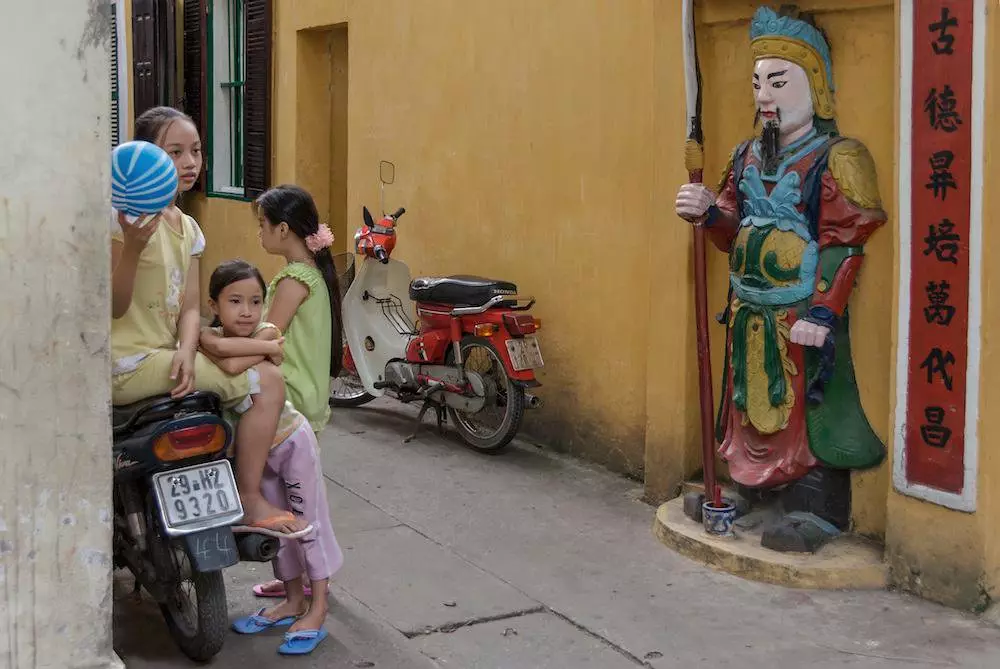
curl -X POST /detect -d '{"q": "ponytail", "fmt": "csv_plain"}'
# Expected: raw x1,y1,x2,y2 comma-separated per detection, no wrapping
314,248,343,376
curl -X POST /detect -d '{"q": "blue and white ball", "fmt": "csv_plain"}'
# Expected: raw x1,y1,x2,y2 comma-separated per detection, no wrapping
111,140,179,217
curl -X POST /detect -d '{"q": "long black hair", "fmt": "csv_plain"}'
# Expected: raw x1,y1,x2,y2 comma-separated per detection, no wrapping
208,259,267,327
252,185,343,376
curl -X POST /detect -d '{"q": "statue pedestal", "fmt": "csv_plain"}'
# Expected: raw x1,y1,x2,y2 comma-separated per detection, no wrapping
653,495,888,590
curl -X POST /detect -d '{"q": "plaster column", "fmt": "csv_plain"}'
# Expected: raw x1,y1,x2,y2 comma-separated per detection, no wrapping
0,1,118,667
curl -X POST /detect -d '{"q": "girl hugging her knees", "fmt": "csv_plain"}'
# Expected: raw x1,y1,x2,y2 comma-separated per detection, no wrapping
203,260,343,656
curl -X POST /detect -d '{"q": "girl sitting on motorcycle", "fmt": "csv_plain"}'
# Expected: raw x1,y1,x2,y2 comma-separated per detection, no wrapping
202,260,343,656
111,106,306,538
248,184,345,600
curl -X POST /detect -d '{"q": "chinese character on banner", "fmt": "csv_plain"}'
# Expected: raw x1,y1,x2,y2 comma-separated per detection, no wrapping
924,280,956,326
922,219,961,264
928,6,958,55
920,406,953,448
924,85,963,132
925,150,958,200
920,347,956,391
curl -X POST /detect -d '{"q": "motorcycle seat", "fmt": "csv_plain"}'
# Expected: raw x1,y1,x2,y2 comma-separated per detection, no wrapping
409,275,518,308
112,391,223,437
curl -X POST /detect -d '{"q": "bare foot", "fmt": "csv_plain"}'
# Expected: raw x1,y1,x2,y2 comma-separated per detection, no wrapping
262,598,307,622
289,598,328,633
241,495,308,534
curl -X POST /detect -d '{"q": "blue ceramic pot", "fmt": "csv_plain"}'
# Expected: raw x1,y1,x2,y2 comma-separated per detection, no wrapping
702,501,736,537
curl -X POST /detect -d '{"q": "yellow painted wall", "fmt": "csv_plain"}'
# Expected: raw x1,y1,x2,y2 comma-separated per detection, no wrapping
983,0,1000,600
196,0,663,476
123,0,134,139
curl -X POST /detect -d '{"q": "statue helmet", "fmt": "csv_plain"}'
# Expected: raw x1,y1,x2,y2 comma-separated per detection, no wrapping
750,5,836,120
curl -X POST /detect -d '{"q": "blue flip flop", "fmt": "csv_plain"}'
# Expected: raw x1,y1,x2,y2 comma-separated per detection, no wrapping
278,628,328,655
232,608,298,635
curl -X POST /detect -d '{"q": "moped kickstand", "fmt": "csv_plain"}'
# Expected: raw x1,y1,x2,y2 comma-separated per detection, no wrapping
404,385,447,444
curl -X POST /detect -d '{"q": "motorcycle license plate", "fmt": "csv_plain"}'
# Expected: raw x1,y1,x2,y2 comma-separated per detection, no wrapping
152,460,244,536
505,336,544,372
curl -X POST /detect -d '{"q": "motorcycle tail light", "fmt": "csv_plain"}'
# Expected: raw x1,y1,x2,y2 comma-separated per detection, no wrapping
502,314,537,337
474,323,498,337
154,424,227,462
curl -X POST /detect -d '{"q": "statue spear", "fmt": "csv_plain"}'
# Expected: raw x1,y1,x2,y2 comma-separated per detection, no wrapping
680,0,721,508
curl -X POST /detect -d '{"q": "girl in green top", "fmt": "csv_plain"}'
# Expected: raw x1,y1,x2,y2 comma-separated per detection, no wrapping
254,185,343,433
251,185,344,599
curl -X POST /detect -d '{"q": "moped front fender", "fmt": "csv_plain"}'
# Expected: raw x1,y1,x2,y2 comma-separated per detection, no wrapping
342,257,416,396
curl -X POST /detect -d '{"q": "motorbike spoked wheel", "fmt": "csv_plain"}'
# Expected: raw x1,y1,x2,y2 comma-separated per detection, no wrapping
156,540,228,663
330,367,376,408
446,336,525,453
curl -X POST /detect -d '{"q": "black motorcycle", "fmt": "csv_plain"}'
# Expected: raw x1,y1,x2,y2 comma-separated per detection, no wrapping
112,391,277,662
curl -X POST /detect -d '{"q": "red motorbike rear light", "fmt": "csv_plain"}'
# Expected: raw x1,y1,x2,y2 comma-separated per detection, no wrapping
154,424,227,462
502,314,537,337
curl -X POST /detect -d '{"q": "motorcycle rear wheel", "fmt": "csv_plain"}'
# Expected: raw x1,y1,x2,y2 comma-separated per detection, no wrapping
159,548,228,663
330,368,376,408
447,336,525,453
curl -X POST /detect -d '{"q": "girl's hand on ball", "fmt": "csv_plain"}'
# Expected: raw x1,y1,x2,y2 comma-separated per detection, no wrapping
118,211,160,253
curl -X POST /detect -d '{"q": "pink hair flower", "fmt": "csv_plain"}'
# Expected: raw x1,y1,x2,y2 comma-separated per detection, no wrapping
305,224,335,253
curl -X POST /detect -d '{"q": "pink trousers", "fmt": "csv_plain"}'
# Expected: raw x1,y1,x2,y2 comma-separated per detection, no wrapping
260,422,344,583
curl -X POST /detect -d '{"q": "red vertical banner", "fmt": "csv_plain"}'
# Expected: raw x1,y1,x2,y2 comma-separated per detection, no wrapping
904,1,974,494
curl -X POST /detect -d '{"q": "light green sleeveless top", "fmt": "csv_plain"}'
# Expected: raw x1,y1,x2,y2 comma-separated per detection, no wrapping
266,262,332,432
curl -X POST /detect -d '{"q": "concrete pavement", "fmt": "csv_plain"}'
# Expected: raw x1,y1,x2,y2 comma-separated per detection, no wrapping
113,564,437,668
116,398,1000,667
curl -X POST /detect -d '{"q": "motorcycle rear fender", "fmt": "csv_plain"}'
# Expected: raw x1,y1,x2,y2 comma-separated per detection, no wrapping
179,526,239,572
476,327,540,385
407,312,541,385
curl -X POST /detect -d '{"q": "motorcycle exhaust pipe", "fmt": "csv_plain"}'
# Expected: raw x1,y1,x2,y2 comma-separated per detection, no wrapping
235,533,280,563
525,393,543,409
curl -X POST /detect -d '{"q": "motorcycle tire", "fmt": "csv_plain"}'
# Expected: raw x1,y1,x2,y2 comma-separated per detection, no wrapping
160,563,228,663
329,369,376,408
446,336,526,453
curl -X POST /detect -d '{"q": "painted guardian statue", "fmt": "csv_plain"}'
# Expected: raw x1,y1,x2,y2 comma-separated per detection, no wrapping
675,5,886,553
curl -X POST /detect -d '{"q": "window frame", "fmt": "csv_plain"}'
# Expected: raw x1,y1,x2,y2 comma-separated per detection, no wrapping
206,0,247,199
184,0,271,201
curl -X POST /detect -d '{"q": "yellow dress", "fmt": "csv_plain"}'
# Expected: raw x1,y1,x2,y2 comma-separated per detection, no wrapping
111,212,254,410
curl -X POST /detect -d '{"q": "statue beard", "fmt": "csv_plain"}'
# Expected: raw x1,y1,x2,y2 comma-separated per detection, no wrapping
755,108,783,175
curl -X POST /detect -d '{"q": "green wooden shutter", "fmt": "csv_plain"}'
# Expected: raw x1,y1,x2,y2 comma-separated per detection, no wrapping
183,0,208,192
243,0,272,198
133,0,176,117
157,0,177,107
132,0,156,116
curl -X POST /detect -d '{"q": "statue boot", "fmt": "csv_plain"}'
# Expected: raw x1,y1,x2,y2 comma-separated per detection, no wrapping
760,466,851,553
